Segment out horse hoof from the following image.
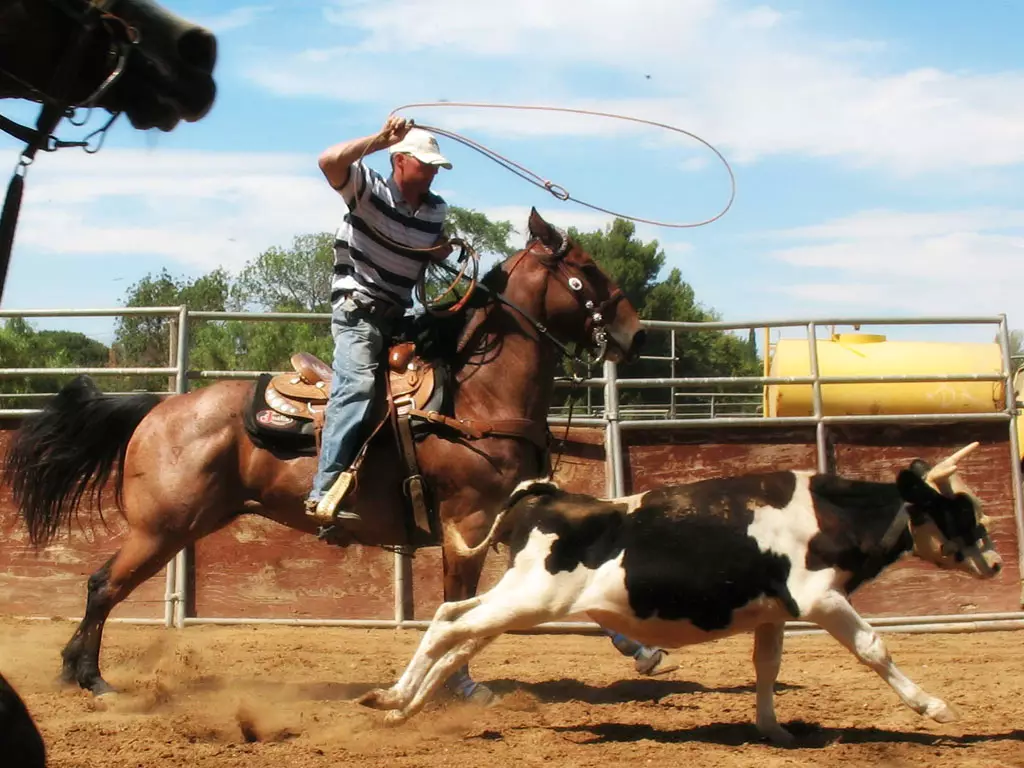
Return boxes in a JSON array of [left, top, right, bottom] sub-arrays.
[[635, 648, 678, 677], [463, 682, 498, 707], [89, 680, 118, 697]]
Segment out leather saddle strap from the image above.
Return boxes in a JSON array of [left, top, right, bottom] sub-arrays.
[[406, 409, 548, 451], [387, 383, 433, 539]]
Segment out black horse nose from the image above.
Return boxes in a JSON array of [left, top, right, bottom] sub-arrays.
[[178, 27, 217, 72], [628, 330, 647, 361]]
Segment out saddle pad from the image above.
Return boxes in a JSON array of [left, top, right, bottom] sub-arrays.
[[243, 374, 318, 456]]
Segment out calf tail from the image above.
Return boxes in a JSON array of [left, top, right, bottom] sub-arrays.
[[449, 477, 561, 558], [450, 508, 510, 559]]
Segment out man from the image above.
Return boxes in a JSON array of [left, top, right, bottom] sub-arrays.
[[306, 115, 453, 526]]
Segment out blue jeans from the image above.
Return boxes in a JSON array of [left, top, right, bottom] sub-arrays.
[[309, 295, 396, 502]]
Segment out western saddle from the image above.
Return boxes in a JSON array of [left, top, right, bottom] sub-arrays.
[[259, 344, 549, 544]]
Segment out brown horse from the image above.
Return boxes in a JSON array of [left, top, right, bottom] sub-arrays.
[[1, 0, 217, 131], [4, 208, 650, 700]]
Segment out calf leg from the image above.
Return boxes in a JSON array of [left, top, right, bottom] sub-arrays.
[[361, 581, 571, 719], [363, 597, 483, 710], [386, 636, 499, 723], [809, 592, 956, 723], [752, 623, 792, 745]]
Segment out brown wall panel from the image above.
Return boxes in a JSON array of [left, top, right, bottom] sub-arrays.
[[3, 419, 1020, 623]]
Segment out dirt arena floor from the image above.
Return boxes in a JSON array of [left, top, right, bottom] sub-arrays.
[[1, 619, 1022, 768]]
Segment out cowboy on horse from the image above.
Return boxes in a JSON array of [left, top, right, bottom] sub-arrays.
[[305, 115, 454, 526]]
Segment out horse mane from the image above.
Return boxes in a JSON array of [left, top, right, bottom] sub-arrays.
[[394, 262, 510, 362]]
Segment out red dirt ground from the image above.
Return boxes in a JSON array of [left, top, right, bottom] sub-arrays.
[[1, 619, 1022, 768]]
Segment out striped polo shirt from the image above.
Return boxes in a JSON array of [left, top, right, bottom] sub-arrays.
[[331, 160, 447, 310]]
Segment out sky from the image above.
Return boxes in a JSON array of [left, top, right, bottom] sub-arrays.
[[2, 0, 1023, 351]]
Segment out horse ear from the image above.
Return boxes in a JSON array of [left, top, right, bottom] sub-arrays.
[[527, 207, 562, 252]]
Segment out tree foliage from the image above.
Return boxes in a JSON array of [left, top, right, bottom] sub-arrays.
[[0, 318, 109, 402]]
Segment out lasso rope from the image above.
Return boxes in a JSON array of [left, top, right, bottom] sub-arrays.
[[389, 101, 736, 229]]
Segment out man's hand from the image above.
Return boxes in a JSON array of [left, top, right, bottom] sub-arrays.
[[429, 238, 454, 263], [318, 114, 412, 190], [379, 115, 412, 148]]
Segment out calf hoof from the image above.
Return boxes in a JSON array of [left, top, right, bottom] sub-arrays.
[[383, 710, 409, 726], [925, 699, 958, 724], [757, 723, 795, 746], [357, 688, 400, 710]]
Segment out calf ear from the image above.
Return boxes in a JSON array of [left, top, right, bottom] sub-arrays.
[[897, 469, 941, 507]]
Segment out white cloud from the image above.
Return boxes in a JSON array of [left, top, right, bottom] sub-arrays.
[[15, 149, 342, 271], [244, 0, 1024, 175], [764, 209, 1024, 326], [194, 5, 271, 33]]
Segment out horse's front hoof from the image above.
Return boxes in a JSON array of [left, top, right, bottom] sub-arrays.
[[89, 679, 118, 697]]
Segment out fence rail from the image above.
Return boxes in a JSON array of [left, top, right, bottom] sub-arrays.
[[2, 306, 1023, 632]]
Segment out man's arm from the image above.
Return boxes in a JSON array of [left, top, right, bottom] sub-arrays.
[[318, 115, 411, 190]]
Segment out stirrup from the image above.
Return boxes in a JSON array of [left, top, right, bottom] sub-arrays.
[[306, 471, 360, 524]]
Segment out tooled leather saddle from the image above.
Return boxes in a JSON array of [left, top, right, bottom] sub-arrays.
[[244, 344, 548, 544]]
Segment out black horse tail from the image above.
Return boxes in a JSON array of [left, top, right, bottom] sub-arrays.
[[3, 375, 161, 547]]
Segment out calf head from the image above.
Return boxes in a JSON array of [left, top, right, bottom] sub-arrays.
[[896, 442, 1002, 578]]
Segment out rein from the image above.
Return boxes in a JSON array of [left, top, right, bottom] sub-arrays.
[[0, 0, 135, 305]]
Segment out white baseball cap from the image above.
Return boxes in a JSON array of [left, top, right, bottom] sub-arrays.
[[388, 127, 452, 169]]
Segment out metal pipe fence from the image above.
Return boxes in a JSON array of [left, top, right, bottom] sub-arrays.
[[2, 306, 1022, 632]]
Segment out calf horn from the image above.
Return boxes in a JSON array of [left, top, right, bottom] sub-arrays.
[[925, 441, 980, 484]]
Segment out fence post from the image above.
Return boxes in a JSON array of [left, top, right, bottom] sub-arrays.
[[603, 360, 625, 497], [996, 316, 1024, 607], [172, 306, 191, 628], [394, 548, 414, 625], [163, 314, 179, 628], [807, 322, 829, 474], [669, 329, 677, 420]]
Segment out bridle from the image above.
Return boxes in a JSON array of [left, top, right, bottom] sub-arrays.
[[463, 234, 627, 366], [0, 0, 139, 304]]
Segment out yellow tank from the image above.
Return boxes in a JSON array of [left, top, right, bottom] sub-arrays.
[[765, 333, 1006, 417]]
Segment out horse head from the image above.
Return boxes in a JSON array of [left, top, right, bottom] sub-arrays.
[[500, 207, 645, 364], [0, 0, 217, 131]]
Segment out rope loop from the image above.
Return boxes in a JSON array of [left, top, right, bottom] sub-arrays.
[[389, 101, 736, 230]]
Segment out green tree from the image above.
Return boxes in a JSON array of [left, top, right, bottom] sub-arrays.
[[444, 206, 516, 261], [112, 268, 233, 390], [0, 318, 110, 402], [233, 232, 335, 313]]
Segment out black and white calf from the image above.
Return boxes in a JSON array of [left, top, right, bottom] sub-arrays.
[[359, 443, 1003, 743]]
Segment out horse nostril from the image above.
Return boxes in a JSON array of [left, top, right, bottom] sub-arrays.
[[992, 561, 1002, 575], [177, 28, 217, 72], [630, 330, 647, 355]]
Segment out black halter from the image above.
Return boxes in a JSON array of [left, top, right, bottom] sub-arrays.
[[0, 0, 137, 305]]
